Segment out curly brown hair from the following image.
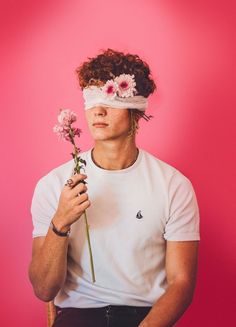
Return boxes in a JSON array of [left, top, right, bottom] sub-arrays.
[[75, 48, 156, 136], [75, 48, 156, 97]]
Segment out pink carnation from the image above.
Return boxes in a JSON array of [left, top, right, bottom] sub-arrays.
[[57, 109, 77, 126], [53, 125, 69, 141], [71, 127, 82, 137], [53, 108, 95, 283], [53, 109, 81, 142]]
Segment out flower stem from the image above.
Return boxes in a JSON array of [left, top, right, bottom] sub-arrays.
[[83, 210, 96, 282], [70, 135, 96, 283]]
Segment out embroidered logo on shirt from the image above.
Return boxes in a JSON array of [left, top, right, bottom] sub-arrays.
[[136, 210, 143, 219]]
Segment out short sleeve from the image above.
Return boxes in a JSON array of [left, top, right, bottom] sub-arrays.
[[164, 171, 200, 241], [30, 172, 61, 238]]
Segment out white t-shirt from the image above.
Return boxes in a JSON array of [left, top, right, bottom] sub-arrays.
[[31, 148, 200, 308]]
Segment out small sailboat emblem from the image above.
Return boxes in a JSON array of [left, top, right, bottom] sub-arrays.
[[136, 210, 143, 219]]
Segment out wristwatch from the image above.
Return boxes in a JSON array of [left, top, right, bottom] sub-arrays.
[[50, 220, 71, 237]]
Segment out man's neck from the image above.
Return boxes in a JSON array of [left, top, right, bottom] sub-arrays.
[[92, 139, 139, 170]]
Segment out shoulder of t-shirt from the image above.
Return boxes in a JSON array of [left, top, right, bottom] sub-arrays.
[[34, 149, 91, 190], [141, 148, 193, 185]]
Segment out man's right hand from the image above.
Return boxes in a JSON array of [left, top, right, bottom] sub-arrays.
[[52, 173, 90, 232]]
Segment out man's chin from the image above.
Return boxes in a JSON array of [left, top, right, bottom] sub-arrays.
[[92, 134, 119, 142]]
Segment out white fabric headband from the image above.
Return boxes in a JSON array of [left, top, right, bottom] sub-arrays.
[[82, 74, 148, 112]]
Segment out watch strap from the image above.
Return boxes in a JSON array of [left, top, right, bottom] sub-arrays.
[[50, 220, 70, 237]]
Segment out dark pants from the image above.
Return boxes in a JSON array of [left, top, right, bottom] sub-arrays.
[[53, 305, 152, 327]]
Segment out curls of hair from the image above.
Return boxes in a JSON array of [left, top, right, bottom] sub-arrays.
[[75, 48, 157, 98]]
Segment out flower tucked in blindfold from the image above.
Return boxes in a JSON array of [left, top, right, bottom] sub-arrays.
[[102, 74, 137, 99]]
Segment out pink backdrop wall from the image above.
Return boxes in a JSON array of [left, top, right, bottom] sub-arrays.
[[1, 0, 235, 326]]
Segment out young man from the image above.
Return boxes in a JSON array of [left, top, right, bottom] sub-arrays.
[[29, 48, 200, 327]]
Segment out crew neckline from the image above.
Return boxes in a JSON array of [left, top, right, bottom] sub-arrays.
[[87, 148, 143, 174]]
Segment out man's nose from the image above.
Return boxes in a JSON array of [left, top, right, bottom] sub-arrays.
[[93, 106, 107, 116]]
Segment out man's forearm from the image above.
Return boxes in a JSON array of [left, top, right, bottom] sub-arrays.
[[29, 227, 69, 302], [139, 281, 195, 327]]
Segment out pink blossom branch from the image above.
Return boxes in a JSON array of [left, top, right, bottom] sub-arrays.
[[54, 109, 96, 283]]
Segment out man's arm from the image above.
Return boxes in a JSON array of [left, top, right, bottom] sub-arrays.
[[139, 240, 199, 327], [28, 230, 69, 302], [28, 173, 90, 302]]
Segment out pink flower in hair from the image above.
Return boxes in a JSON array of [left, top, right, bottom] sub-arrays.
[[102, 80, 118, 99], [114, 74, 137, 98]]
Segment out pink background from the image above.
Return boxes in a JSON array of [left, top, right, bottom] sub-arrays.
[[1, 0, 235, 326]]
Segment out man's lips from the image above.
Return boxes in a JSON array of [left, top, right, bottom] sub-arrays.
[[92, 123, 108, 127]]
